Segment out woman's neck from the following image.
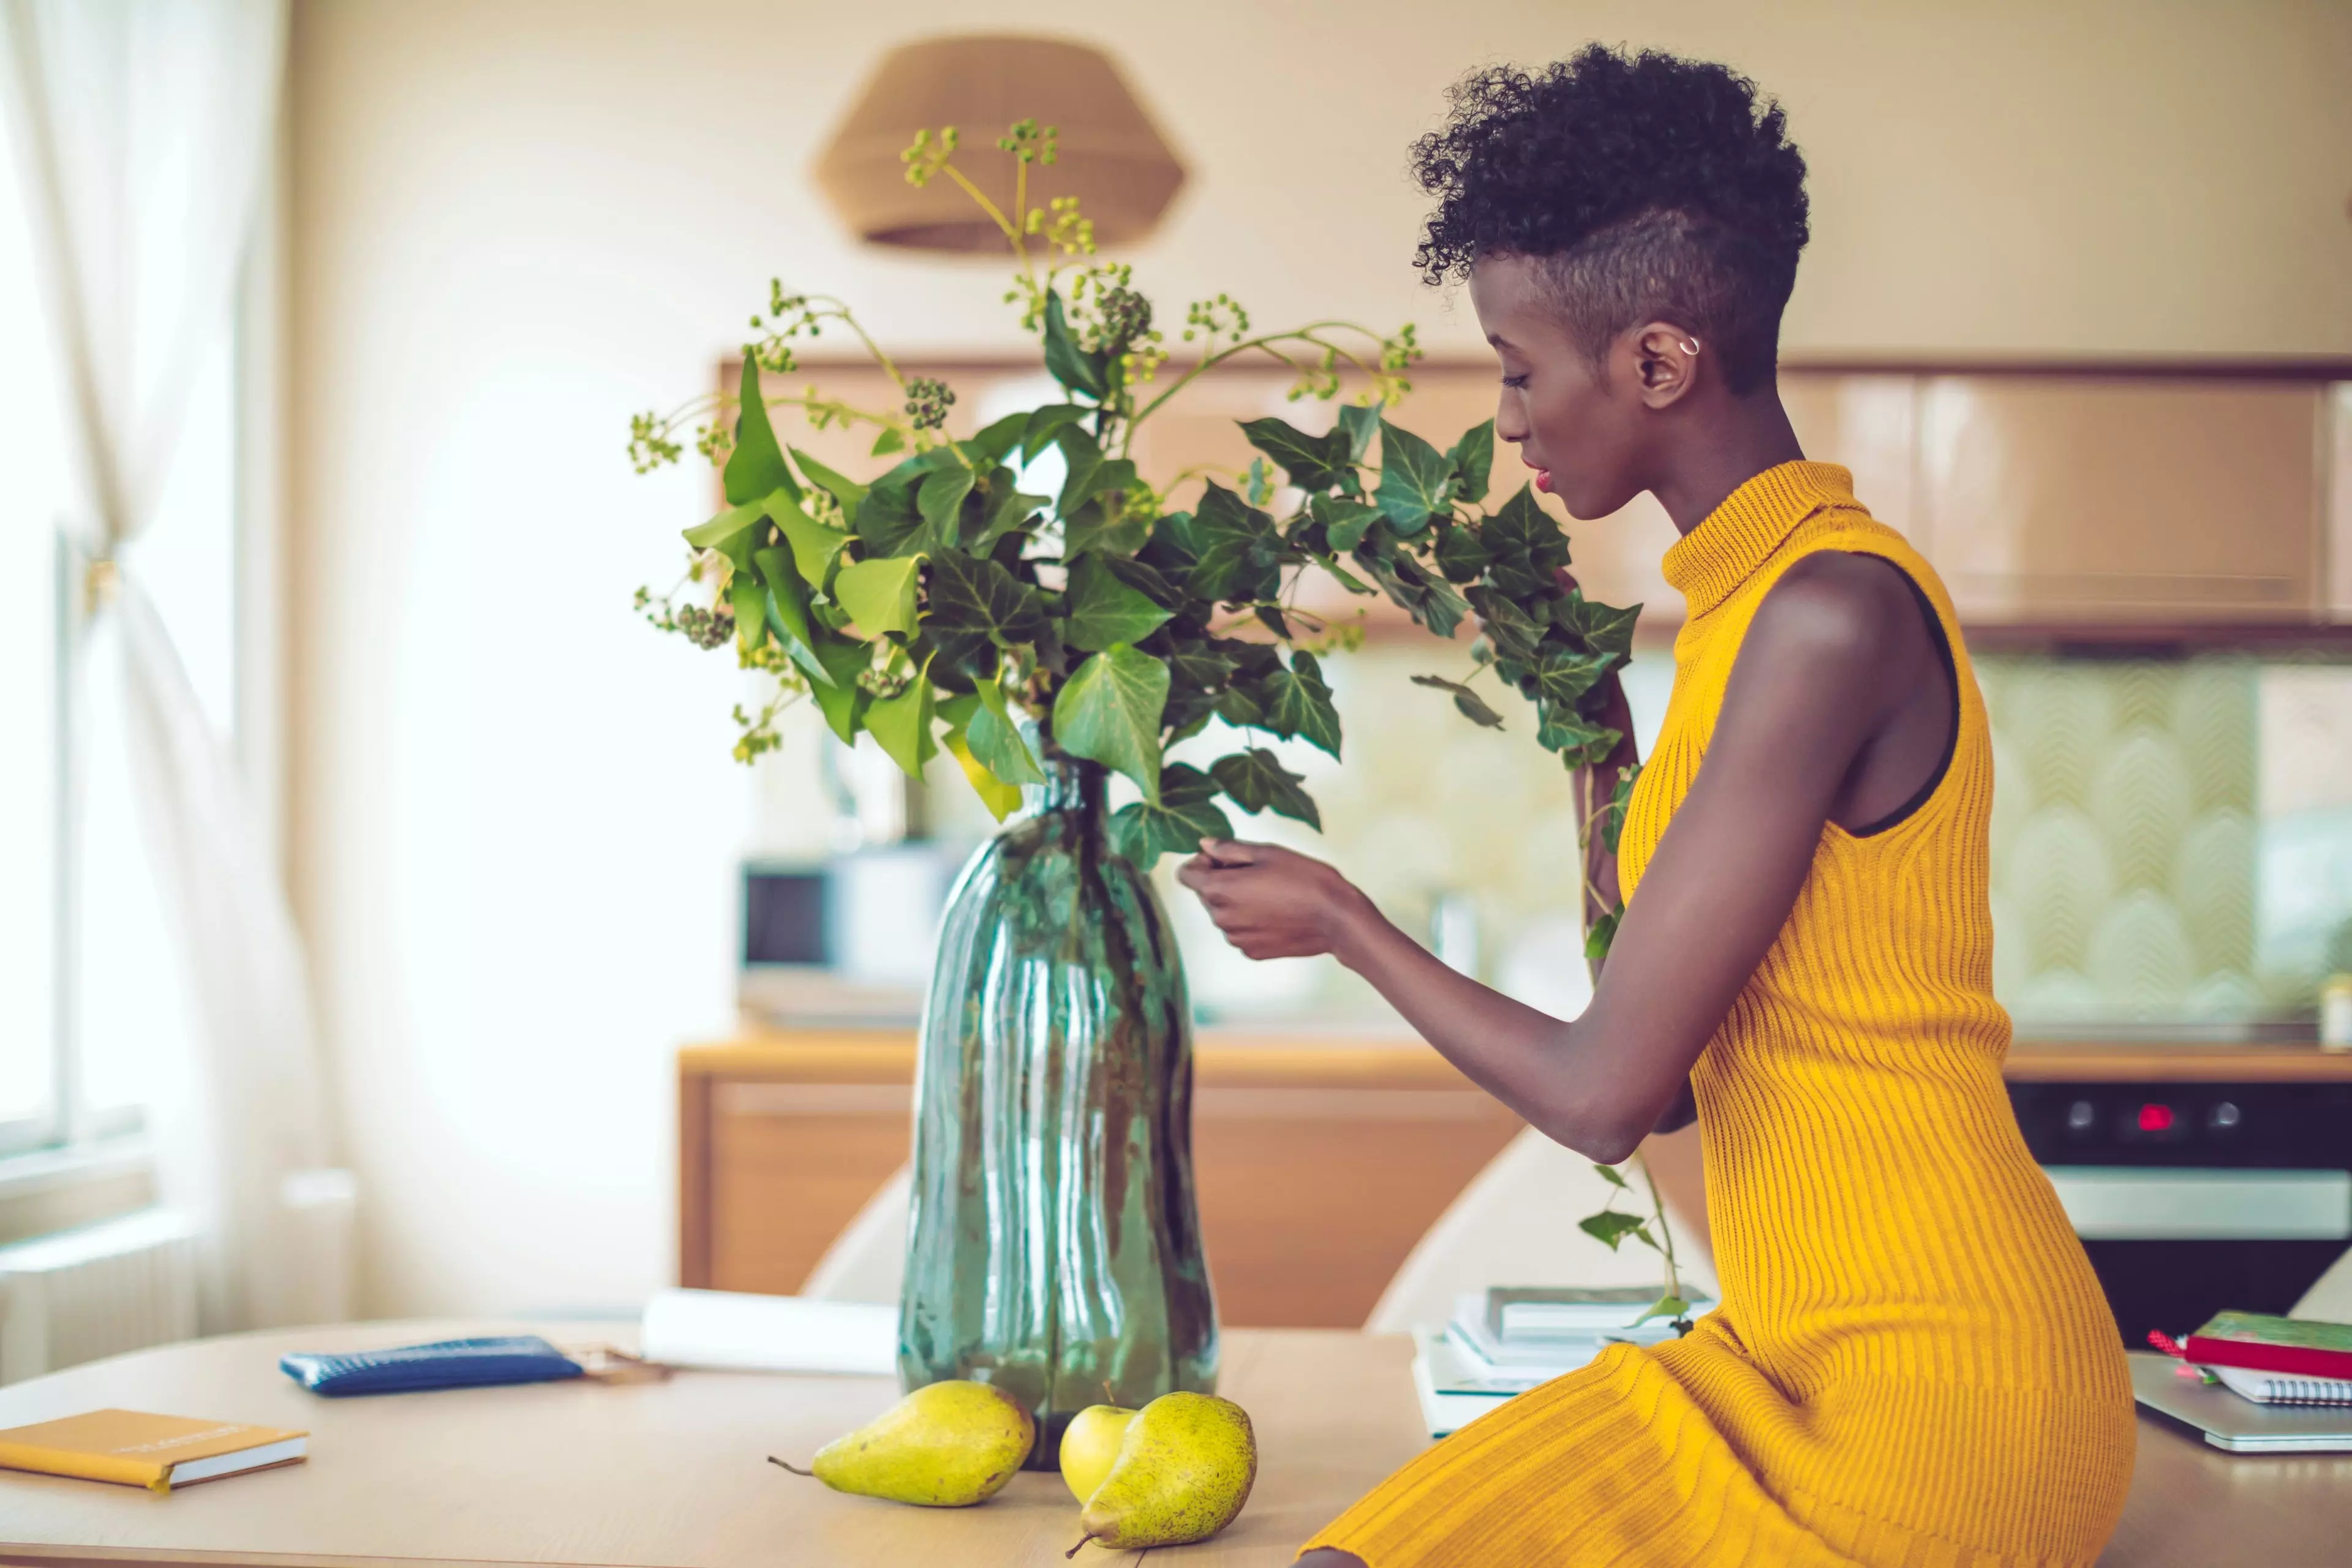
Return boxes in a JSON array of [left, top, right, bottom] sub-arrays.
[[1649, 390, 1807, 537]]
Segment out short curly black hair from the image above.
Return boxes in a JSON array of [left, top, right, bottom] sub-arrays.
[[1411, 45, 1809, 394]]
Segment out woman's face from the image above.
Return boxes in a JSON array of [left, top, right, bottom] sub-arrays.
[[1466, 253, 1651, 522]]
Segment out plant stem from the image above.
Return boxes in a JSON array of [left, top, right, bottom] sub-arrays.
[[1124, 324, 1396, 438], [1635, 1153, 1682, 1306]]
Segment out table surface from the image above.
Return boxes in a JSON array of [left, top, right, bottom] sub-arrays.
[[2, 1322, 2348, 1567]]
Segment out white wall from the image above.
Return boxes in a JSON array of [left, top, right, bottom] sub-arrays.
[[286, 0, 2352, 1317]]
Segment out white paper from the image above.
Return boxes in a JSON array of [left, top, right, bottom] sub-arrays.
[[639, 1289, 897, 1376]]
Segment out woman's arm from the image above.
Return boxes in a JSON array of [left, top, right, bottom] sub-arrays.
[[1177, 555, 1931, 1163]]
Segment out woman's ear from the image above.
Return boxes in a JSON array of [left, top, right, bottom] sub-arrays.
[[1628, 322, 1702, 409]]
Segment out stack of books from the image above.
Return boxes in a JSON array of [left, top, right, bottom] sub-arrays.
[[2181, 1312, 2352, 1408], [1412, 1286, 1717, 1438]]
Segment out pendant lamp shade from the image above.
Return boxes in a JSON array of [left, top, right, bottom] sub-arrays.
[[815, 36, 1186, 252]]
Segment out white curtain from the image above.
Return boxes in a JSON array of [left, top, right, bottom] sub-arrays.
[[2, 0, 352, 1330]]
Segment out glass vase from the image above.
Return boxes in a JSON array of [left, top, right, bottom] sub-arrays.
[[898, 749, 1218, 1466]]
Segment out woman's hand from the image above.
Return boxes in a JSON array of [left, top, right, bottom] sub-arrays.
[[1174, 840, 1378, 962]]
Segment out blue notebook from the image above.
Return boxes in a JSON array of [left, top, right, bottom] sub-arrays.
[[280, 1335, 583, 1396]]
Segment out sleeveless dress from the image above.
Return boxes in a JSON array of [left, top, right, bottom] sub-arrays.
[[1305, 462, 2136, 1567]]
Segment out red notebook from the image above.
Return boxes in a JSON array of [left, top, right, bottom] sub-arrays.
[[2184, 1312, 2352, 1381]]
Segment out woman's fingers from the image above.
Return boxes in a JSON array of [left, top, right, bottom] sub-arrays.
[[1196, 837, 1265, 867]]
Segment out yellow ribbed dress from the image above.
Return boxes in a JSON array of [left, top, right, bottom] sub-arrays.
[[1306, 462, 2136, 1567]]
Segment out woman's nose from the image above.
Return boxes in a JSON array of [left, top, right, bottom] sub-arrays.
[[1493, 393, 1529, 445]]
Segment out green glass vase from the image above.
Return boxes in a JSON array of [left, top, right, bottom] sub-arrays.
[[898, 749, 1218, 1467]]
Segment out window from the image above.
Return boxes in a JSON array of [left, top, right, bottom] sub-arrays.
[[0, 105, 247, 1159]]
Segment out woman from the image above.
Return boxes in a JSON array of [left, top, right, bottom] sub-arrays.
[[1177, 47, 2136, 1568]]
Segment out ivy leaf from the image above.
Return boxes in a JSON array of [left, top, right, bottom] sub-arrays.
[[1555, 590, 1642, 663], [1053, 644, 1170, 801], [1336, 403, 1380, 462], [969, 410, 1030, 465], [807, 633, 871, 745], [1468, 585, 1548, 665], [723, 358, 799, 507], [1240, 417, 1352, 493], [918, 465, 978, 552], [1065, 500, 1152, 560], [1210, 749, 1321, 830], [765, 489, 848, 587], [832, 554, 924, 636], [1316, 554, 1376, 596], [1020, 403, 1091, 461], [1375, 418, 1453, 533], [943, 726, 1023, 821], [1604, 763, 1642, 855], [1432, 519, 1493, 584], [1447, 420, 1495, 500], [1592, 1163, 1630, 1190], [1376, 557, 1470, 639], [1482, 484, 1572, 598], [1064, 552, 1174, 651], [1257, 649, 1342, 758], [1632, 1294, 1689, 1327], [870, 428, 906, 456], [1312, 493, 1380, 554], [752, 546, 833, 687], [683, 500, 764, 570], [971, 473, 1049, 557], [1531, 648, 1615, 710], [1166, 641, 1238, 690], [968, 673, 1046, 786], [1578, 1208, 1645, 1251], [1042, 289, 1106, 400], [853, 475, 925, 557], [1186, 481, 1281, 604], [729, 570, 768, 655], [864, 673, 937, 778], [1109, 764, 1232, 863], [1411, 674, 1506, 729], [926, 549, 1046, 648], [790, 448, 867, 521], [1538, 703, 1620, 766]]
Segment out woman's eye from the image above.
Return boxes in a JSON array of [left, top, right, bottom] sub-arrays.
[[1501, 373, 1529, 390]]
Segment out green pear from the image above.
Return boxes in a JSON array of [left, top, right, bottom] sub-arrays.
[[1063, 1390, 1256, 1556], [1058, 1404, 1137, 1502], [771, 1379, 1035, 1507]]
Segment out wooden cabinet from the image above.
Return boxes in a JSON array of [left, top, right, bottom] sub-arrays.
[[679, 1033, 1525, 1327]]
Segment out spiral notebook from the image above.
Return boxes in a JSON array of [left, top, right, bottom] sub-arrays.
[[2211, 1365, 2352, 1406]]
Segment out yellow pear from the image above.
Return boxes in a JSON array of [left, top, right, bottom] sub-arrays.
[[1057, 1404, 1137, 1502], [1064, 1390, 1256, 1556], [771, 1379, 1035, 1507]]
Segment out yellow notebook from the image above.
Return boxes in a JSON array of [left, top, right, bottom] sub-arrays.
[[0, 1408, 307, 1491]]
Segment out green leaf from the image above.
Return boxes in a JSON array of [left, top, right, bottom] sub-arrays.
[[1042, 290, 1106, 400], [832, 554, 924, 636], [1539, 702, 1621, 766], [1311, 493, 1380, 554], [1447, 420, 1495, 500], [1592, 1163, 1631, 1189], [724, 358, 799, 508], [807, 633, 871, 744], [970, 411, 1030, 465], [1166, 642, 1239, 690], [864, 674, 936, 778], [942, 725, 1022, 821], [1257, 649, 1342, 758], [1578, 1209, 1646, 1251], [684, 500, 765, 569], [730, 570, 769, 654], [1604, 763, 1642, 855], [752, 546, 832, 686], [1210, 749, 1321, 830], [870, 428, 906, 457], [971, 474, 1048, 557], [925, 551, 1047, 672], [1376, 557, 1471, 639], [1052, 644, 1170, 801], [790, 448, 867, 520], [1063, 553, 1174, 651], [1065, 500, 1152, 560], [853, 475, 925, 557], [1555, 590, 1642, 662], [1020, 403, 1091, 461], [1315, 554, 1375, 596], [968, 673, 1046, 786], [1375, 418, 1453, 533], [1583, 907, 1621, 963], [1186, 482, 1281, 604], [917, 465, 977, 551], [1240, 417, 1352, 493], [765, 489, 849, 587], [1432, 520, 1493, 584], [1109, 764, 1232, 862], [1468, 585, 1548, 664], [1336, 404, 1380, 462], [1411, 674, 1506, 729], [1482, 484, 1571, 598], [1632, 1295, 1690, 1327], [1531, 648, 1615, 710]]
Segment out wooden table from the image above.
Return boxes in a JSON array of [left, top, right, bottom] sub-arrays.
[[4, 1321, 2350, 1567]]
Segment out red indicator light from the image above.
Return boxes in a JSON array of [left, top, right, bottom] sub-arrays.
[[2138, 1103, 2175, 1133]]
